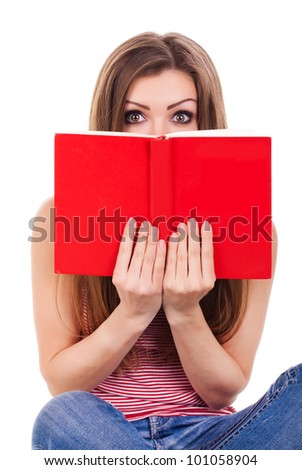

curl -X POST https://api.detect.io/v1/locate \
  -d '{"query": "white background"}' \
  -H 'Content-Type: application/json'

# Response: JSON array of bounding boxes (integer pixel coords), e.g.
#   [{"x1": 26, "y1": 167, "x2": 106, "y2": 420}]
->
[{"x1": 1, "y1": 0, "x2": 301, "y2": 463}]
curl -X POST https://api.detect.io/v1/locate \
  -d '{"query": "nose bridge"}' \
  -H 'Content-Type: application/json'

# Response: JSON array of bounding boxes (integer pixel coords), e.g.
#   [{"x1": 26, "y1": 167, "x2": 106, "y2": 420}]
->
[{"x1": 150, "y1": 118, "x2": 170, "y2": 136}]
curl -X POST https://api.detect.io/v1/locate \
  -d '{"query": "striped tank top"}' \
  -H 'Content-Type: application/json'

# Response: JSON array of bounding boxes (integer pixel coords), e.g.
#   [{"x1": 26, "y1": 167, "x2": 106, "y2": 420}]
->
[{"x1": 85, "y1": 306, "x2": 235, "y2": 421}]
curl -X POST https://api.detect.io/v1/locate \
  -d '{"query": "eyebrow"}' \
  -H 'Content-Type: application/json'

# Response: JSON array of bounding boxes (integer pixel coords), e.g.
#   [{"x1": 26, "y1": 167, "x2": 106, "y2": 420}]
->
[
  {"x1": 167, "y1": 98, "x2": 197, "y2": 110},
  {"x1": 125, "y1": 100, "x2": 150, "y2": 110},
  {"x1": 125, "y1": 98, "x2": 197, "y2": 111}
]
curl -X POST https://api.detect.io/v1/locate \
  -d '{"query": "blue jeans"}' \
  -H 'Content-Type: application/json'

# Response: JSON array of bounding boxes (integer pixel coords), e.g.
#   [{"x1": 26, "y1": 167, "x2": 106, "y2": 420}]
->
[{"x1": 32, "y1": 364, "x2": 302, "y2": 450}]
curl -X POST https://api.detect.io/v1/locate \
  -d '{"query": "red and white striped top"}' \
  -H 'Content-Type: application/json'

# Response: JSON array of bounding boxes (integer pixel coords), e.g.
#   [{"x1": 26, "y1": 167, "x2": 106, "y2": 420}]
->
[{"x1": 85, "y1": 307, "x2": 235, "y2": 421}]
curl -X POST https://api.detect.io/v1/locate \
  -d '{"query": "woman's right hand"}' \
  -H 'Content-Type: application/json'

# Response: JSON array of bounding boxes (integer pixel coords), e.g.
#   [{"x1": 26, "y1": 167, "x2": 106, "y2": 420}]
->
[{"x1": 112, "y1": 218, "x2": 166, "y2": 320}]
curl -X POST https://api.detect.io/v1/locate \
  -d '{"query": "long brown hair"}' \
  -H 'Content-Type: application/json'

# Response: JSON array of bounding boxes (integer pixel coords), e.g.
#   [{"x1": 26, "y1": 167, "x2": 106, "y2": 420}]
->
[{"x1": 72, "y1": 32, "x2": 248, "y2": 368}]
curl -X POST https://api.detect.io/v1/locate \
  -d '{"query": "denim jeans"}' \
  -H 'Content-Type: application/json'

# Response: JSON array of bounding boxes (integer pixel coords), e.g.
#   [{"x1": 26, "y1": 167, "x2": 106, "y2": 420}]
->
[{"x1": 32, "y1": 364, "x2": 302, "y2": 450}]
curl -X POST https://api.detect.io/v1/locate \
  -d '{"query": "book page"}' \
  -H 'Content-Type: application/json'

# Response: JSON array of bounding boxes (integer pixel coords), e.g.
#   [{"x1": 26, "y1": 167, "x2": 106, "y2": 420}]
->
[{"x1": 55, "y1": 128, "x2": 270, "y2": 139}]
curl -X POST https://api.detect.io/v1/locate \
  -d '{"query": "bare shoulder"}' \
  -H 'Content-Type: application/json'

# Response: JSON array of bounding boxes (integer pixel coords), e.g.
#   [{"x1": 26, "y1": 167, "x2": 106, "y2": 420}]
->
[
  {"x1": 35, "y1": 196, "x2": 54, "y2": 218},
  {"x1": 31, "y1": 197, "x2": 80, "y2": 377},
  {"x1": 272, "y1": 222, "x2": 278, "y2": 265},
  {"x1": 29, "y1": 197, "x2": 54, "y2": 243},
  {"x1": 31, "y1": 195, "x2": 76, "y2": 328},
  {"x1": 247, "y1": 220, "x2": 277, "y2": 309},
  {"x1": 31, "y1": 196, "x2": 74, "y2": 304},
  {"x1": 31, "y1": 197, "x2": 55, "y2": 271}
]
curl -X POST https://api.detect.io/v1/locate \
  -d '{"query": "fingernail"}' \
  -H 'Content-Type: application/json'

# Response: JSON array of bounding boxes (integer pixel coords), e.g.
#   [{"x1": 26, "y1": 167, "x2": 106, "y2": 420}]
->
[
  {"x1": 140, "y1": 220, "x2": 149, "y2": 230},
  {"x1": 203, "y1": 220, "x2": 211, "y2": 231},
  {"x1": 151, "y1": 226, "x2": 159, "y2": 240},
  {"x1": 128, "y1": 217, "x2": 136, "y2": 229},
  {"x1": 158, "y1": 239, "x2": 166, "y2": 249},
  {"x1": 170, "y1": 231, "x2": 179, "y2": 242}
]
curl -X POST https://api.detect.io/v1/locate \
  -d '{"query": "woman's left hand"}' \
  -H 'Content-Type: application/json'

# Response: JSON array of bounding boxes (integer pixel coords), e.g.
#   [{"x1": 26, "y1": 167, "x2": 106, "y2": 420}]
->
[{"x1": 162, "y1": 219, "x2": 216, "y2": 316}]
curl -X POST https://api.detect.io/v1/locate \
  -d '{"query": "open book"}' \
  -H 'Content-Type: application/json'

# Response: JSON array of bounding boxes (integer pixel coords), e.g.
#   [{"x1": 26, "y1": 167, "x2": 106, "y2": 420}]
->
[{"x1": 54, "y1": 130, "x2": 272, "y2": 279}]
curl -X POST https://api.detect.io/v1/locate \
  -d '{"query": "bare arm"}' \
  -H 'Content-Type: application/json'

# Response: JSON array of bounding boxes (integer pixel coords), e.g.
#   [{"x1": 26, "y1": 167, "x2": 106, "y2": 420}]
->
[
  {"x1": 163, "y1": 220, "x2": 277, "y2": 409},
  {"x1": 32, "y1": 200, "x2": 166, "y2": 396}
]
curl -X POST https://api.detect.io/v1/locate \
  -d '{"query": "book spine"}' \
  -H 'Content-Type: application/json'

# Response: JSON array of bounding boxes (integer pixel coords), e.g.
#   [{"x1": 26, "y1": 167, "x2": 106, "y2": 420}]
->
[{"x1": 149, "y1": 137, "x2": 174, "y2": 240}]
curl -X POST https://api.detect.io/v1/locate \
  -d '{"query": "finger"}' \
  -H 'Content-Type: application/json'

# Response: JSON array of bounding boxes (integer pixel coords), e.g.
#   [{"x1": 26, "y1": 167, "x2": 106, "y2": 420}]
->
[
  {"x1": 114, "y1": 217, "x2": 136, "y2": 277},
  {"x1": 140, "y1": 225, "x2": 159, "y2": 279},
  {"x1": 188, "y1": 218, "x2": 201, "y2": 276},
  {"x1": 201, "y1": 220, "x2": 216, "y2": 283},
  {"x1": 175, "y1": 222, "x2": 188, "y2": 279},
  {"x1": 127, "y1": 220, "x2": 149, "y2": 278},
  {"x1": 164, "y1": 230, "x2": 179, "y2": 280},
  {"x1": 152, "y1": 239, "x2": 166, "y2": 286}
]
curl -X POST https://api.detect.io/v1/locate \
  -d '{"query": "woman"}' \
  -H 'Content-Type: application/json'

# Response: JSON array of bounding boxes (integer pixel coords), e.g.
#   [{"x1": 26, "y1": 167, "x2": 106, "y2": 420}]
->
[{"x1": 31, "y1": 32, "x2": 302, "y2": 450}]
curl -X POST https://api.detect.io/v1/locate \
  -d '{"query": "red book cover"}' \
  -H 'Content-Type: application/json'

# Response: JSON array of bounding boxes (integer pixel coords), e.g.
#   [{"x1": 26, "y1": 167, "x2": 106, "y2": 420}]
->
[{"x1": 54, "y1": 130, "x2": 272, "y2": 279}]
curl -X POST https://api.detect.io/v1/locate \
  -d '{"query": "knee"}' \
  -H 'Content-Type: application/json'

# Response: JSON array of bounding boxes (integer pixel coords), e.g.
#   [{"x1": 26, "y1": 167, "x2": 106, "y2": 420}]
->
[
  {"x1": 34, "y1": 390, "x2": 92, "y2": 420},
  {"x1": 32, "y1": 391, "x2": 130, "y2": 450},
  {"x1": 268, "y1": 363, "x2": 302, "y2": 398},
  {"x1": 32, "y1": 391, "x2": 104, "y2": 450}
]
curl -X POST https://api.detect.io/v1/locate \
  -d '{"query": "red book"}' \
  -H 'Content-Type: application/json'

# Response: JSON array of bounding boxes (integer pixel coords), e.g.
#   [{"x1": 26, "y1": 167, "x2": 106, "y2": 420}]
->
[{"x1": 54, "y1": 130, "x2": 272, "y2": 279}]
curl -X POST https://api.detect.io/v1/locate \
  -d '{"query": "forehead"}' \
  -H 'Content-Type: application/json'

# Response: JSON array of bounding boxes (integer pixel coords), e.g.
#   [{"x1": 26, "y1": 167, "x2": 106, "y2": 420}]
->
[{"x1": 125, "y1": 69, "x2": 197, "y2": 102}]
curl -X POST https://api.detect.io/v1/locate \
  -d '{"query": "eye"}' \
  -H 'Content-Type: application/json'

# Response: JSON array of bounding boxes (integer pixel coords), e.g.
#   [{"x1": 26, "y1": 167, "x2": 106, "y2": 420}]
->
[
  {"x1": 124, "y1": 110, "x2": 146, "y2": 125},
  {"x1": 171, "y1": 111, "x2": 193, "y2": 124}
]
